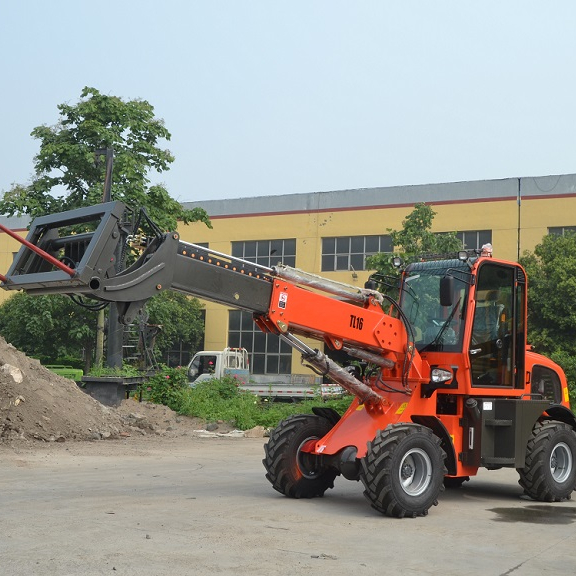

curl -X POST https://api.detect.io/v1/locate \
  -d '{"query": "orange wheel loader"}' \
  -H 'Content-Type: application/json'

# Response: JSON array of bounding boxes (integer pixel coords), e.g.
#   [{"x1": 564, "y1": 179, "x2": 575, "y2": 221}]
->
[{"x1": 1, "y1": 201, "x2": 574, "y2": 517}]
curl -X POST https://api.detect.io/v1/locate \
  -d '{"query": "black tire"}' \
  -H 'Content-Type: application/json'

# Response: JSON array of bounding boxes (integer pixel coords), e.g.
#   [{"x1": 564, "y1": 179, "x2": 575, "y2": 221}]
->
[
  {"x1": 263, "y1": 414, "x2": 338, "y2": 498},
  {"x1": 518, "y1": 420, "x2": 576, "y2": 502},
  {"x1": 360, "y1": 424, "x2": 446, "y2": 518}
]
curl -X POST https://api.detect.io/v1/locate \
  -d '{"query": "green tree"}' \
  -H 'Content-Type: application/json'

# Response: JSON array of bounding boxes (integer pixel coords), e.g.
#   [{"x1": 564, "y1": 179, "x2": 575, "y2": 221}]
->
[
  {"x1": 0, "y1": 293, "x2": 97, "y2": 370},
  {"x1": 0, "y1": 291, "x2": 205, "y2": 372},
  {"x1": 366, "y1": 203, "x2": 461, "y2": 277},
  {"x1": 0, "y1": 87, "x2": 211, "y2": 368},
  {"x1": 520, "y1": 232, "x2": 576, "y2": 397},
  {"x1": 0, "y1": 86, "x2": 210, "y2": 231},
  {"x1": 146, "y1": 291, "x2": 205, "y2": 362}
]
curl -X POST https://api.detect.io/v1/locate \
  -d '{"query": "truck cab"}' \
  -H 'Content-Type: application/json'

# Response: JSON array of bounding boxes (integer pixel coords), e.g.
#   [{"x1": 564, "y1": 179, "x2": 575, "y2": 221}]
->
[{"x1": 187, "y1": 347, "x2": 250, "y2": 385}]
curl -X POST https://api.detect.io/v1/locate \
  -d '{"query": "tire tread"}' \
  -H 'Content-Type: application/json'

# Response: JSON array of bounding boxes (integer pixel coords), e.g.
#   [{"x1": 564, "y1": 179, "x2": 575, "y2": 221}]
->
[
  {"x1": 361, "y1": 424, "x2": 446, "y2": 518},
  {"x1": 518, "y1": 420, "x2": 576, "y2": 502},
  {"x1": 263, "y1": 414, "x2": 337, "y2": 499}
]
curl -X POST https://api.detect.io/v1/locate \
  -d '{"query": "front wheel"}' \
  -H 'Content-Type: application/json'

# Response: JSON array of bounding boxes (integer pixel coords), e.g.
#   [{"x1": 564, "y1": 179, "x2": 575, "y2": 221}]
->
[
  {"x1": 361, "y1": 424, "x2": 446, "y2": 518},
  {"x1": 263, "y1": 414, "x2": 338, "y2": 498},
  {"x1": 518, "y1": 420, "x2": 576, "y2": 501}
]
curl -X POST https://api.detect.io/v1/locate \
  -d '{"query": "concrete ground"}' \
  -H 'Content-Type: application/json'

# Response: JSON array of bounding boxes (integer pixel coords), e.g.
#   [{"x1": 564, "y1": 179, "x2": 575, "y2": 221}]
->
[{"x1": 2, "y1": 435, "x2": 576, "y2": 576}]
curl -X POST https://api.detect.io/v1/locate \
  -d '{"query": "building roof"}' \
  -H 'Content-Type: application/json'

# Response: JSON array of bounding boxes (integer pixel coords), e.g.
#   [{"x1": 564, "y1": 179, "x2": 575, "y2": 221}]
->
[
  {"x1": 2, "y1": 173, "x2": 575, "y2": 228},
  {"x1": 0, "y1": 214, "x2": 31, "y2": 230},
  {"x1": 182, "y1": 173, "x2": 576, "y2": 218}
]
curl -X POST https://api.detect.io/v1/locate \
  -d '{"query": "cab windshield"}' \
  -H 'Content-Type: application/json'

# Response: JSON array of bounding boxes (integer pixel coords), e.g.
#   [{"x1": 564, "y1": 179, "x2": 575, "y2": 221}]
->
[
  {"x1": 399, "y1": 259, "x2": 471, "y2": 353},
  {"x1": 187, "y1": 354, "x2": 217, "y2": 383}
]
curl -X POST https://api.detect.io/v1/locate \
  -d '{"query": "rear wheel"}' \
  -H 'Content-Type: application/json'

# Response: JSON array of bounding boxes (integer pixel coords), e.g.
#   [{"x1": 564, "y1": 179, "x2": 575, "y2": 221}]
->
[
  {"x1": 518, "y1": 420, "x2": 576, "y2": 501},
  {"x1": 263, "y1": 414, "x2": 338, "y2": 498},
  {"x1": 361, "y1": 424, "x2": 446, "y2": 518}
]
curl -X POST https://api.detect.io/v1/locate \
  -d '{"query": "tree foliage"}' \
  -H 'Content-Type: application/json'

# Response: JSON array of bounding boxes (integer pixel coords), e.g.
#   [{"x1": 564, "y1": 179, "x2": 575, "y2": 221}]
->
[
  {"x1": 0, "y1": 293, "x2": 97, "y2": 369},
  {"x1": 0, "y1": 291, "x2": 205, "y2": 371},
  {"x1": 0, "y1": 87, "x2": 211, "y2": 368},
  {"x1": 0, "y1": 86, "x2": 211, "y2": 231},
  {"x1": 366, "y1": 203, "x2": 461, "y2": 277},
  {"x1": 520, "y1": 232, "x2": 576, "y2": 392},
  {"x1": 146, "y1": 291, "x2": 205, "y2": 360}
]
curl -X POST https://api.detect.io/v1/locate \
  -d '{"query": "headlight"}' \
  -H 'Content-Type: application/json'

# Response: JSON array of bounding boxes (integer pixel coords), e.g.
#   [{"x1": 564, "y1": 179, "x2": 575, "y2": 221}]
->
[{"x1": 431, "y1": 368, "x2": 453, "y2": 383}]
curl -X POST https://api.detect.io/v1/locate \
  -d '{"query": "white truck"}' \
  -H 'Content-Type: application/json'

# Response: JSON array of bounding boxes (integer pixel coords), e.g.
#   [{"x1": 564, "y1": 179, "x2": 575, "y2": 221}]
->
[{"x1": 186, "y1": 347, "x2": 344, "y2": 400}]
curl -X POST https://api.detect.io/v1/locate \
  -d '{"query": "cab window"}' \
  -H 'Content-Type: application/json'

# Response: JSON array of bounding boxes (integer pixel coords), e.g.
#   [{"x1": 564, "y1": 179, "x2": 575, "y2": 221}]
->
[{"x1": 531, "y1": 365, "x2": 562, "y2": 404}]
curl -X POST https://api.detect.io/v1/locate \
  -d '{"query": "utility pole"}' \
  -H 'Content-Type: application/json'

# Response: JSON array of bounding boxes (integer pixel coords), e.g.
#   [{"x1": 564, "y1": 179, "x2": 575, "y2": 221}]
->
[
  {"x1": 95, "y1": 148, "x2": 123, "y2": 369},
  {"x1": 517, "y1": 178, "x2": 522, "y2": 262}
]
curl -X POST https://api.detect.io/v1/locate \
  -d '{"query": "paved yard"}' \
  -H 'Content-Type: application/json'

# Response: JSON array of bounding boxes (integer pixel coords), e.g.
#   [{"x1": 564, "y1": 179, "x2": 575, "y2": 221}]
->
[{"x1": 2, "y1": 435, "x2": 576, "y2": 576}]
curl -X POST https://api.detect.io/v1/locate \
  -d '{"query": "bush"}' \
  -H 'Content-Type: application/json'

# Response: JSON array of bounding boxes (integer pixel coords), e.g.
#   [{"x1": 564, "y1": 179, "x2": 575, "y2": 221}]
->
[
  {"x1": 140, "y1": 365, "x2": 189, "y2": 411},
  {"x1": 177, "y1": 376, "x2": 354, "y2": 430},
  {"x1": 139, "y1": 371, "x2": 355, "y2": 431},
  {"x1": 178, "y1": 376, "x2": 262, "y2": 429},
  {"x1": 89, "y1": 364, "x2": 142, "y2": 378},
  {"x1": 53, "y1": 356, "x2": 85, "y2": 370}
]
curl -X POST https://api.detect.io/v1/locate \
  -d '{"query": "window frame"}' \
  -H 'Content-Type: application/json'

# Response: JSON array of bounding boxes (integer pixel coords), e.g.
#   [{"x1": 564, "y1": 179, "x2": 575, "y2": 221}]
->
[
  {"x1": 548, "y1": 226, "x2": 576, "y2": 237},
  {"x1": 321, "y1": 234, "x2": 393, "y2": 272},
  {"x1": 231, "y1": 238, "x2": 296, "y2": 268},
  {"x1": 456, "y1": 230, "x2": 492, "y2": 251},
  {"x1": 228, "y1": 310, "x2": 292, "y2": 375}
]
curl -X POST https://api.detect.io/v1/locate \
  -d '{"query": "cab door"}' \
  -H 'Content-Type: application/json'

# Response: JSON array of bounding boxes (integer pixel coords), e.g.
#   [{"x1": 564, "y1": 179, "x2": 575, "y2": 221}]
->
[{"x1": 469, "y1": 262, "x2": 525, "y2": 388}]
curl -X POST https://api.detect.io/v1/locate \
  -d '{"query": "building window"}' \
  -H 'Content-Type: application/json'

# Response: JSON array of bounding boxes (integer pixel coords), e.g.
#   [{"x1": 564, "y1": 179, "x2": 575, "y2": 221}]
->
[
  {"x1": 548, "y1": 226, "x2": 576, "y2": 236},
  {"x1": 456, "y1": 230, "x2": 492, "y2": 250},
  {"x1": 228, "y1": 310, "x2": 292, "y2": 374},
  {"x1": 321, "y1": 235, "x2": 392, "y2": 272},
  {"x1": 231, "y1": 239, "x2": 296, "y2": 267}
]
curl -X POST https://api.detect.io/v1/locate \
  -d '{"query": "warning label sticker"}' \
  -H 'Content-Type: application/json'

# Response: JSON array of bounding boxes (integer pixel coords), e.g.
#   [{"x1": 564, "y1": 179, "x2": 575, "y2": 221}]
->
[{"x1": 278, "y1": 292, "x2": 288, "y2": 309}]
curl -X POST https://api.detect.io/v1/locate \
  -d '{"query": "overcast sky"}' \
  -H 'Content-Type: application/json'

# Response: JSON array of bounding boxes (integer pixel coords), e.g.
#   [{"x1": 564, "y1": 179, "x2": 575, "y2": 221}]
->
[{"x1": 2, "y1": 1, "x2": 575, "y2": 204}]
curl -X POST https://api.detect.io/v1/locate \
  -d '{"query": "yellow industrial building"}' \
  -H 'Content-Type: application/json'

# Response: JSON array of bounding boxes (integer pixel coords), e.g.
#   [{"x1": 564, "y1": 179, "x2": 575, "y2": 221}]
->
[{"x1": 1, "y1": 173, "x2": 575, "y2": 378}]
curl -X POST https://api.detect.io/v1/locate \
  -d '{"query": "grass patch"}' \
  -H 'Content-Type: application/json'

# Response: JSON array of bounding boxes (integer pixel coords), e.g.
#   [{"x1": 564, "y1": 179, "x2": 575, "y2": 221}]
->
[{"x1": 140, "y1": 371, "x2": 354, "y2": 430}]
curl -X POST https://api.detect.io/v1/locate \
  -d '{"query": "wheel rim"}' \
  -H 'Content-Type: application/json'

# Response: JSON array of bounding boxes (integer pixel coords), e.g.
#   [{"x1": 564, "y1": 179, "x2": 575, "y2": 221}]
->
[
  {"x1": 550, "y1": 442, "x2": 573, "y2": 483},
  {"x1": 297, "y1": 437, "x2": 320, "y2": 480},
  {"x1": 398, "y1": 448, "x2": 432, "y2": 496}
]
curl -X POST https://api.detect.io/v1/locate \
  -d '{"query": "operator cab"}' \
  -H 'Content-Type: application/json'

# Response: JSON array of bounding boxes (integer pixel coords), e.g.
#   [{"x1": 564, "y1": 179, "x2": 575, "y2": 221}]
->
[{"x1": 400, "y1": 254, "x2": 527, "y2": 390}]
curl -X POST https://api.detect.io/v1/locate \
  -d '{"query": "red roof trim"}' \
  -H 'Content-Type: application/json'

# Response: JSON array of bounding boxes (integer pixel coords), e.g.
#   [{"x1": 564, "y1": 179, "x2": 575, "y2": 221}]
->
[
  {"x1": 207, "y1": 195, "x2": 518, "y2": 220},
  {"x1": 207, "y1": 192, "x2": 576, "y2": 220}
]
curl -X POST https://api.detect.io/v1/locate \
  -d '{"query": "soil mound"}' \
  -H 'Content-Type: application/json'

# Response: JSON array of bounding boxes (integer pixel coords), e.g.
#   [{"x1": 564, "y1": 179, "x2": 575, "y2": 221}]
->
[{"x1": 0, "y1": 336, "x2": 231, "y2": 443}]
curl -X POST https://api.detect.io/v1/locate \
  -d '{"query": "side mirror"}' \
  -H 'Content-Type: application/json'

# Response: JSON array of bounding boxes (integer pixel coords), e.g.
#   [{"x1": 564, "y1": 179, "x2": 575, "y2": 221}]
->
[{"x1": 440, "y1": 276, "x2": 454, "y2": 307}]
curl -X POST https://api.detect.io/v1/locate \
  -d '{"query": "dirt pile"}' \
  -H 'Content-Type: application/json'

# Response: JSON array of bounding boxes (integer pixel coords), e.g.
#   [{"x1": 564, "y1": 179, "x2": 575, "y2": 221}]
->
[{"x1": 0, "y1": 336, "x2": 232, "y2": 443}]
